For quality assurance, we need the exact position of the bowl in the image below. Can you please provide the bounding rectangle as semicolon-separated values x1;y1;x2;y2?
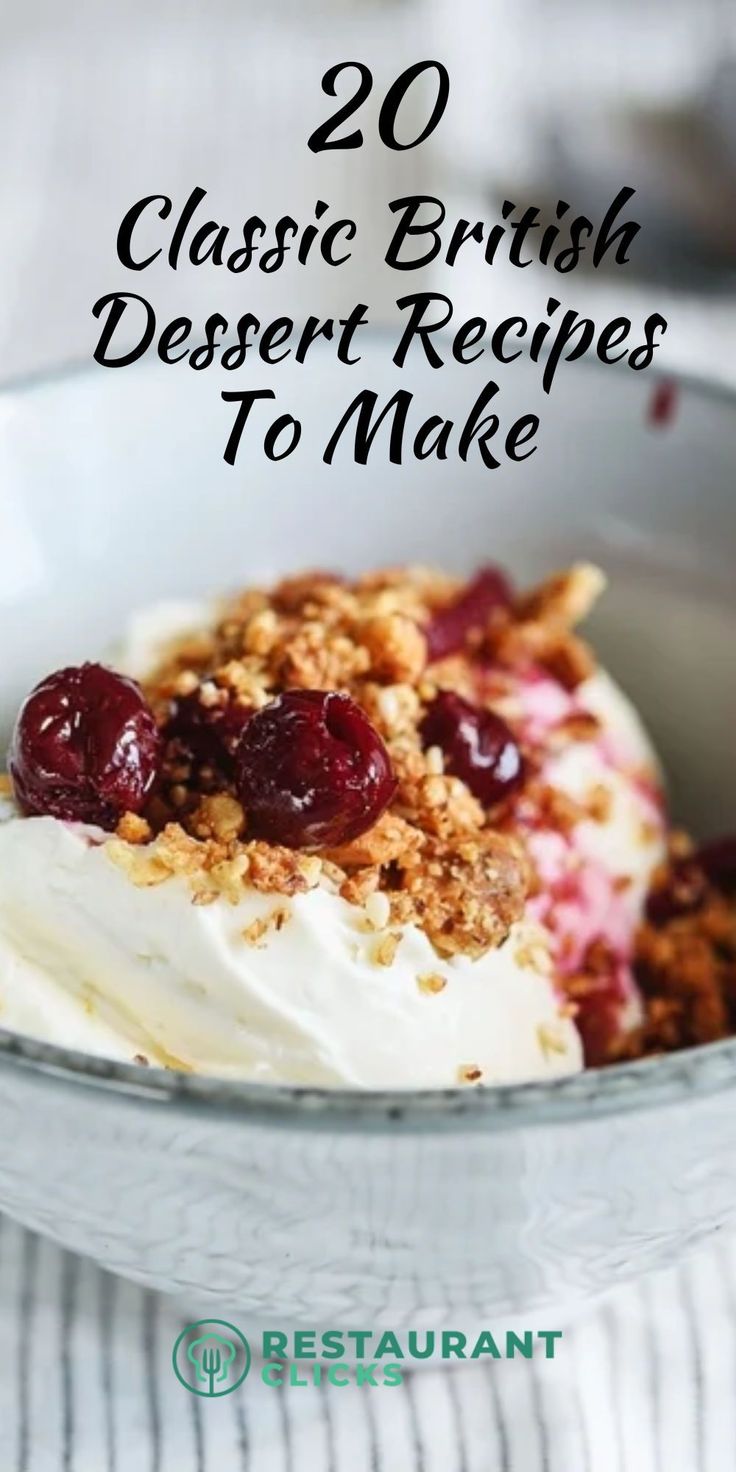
0;343;734;1331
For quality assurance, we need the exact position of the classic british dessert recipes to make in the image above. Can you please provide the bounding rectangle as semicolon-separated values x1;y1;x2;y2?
2;562;734;1087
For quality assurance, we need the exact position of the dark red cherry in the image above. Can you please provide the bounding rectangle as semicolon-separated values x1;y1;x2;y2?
164;691;252;779
420;690;524;808
425;565;512;663
645;858;707;926
9;663;161;830
696;835;736;892
235;689;396;849
644;835;736;927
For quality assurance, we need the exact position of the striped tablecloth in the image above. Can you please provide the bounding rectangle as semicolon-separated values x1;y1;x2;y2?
0;1215;734;1471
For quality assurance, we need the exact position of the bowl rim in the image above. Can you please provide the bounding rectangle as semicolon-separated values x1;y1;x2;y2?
1;1026;736;1132
1;351;736;1132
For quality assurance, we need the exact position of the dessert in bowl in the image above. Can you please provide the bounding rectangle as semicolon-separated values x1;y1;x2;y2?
2;559;684;1086
0;347;734;1330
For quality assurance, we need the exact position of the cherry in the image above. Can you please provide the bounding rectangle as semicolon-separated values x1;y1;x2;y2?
9;663;160;830
425;565;512;662
164;691;252;780
645;858;707;926
420;690;525;808
697;835;736;891
235;689;396;849
645;836;736;927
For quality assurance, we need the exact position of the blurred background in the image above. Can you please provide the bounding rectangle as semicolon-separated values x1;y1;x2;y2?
1;0;735;383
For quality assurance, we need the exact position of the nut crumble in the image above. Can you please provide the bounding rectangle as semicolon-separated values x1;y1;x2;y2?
140;564;601;963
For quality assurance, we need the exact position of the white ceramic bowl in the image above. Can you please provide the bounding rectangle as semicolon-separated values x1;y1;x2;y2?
0;344;734;1331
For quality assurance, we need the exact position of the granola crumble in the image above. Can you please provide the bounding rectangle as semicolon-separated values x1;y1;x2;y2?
107;823;323;905
372;931;402;967
121;562;612;966
242;905;292;947
115;812;153;845
536;1022;571;1058
457;1064;483;1084
623;864;736;1058
417;972;448;995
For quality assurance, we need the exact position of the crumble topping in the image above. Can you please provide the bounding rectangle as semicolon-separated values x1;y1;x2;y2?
360;613;428;684
339;868;380;907
115;812;153;845
417;972;448;995
107;823;324;904
372;932;402;967
536;1022;571;1059
458;1063;483;1085
189;793;246;844
242;905;291;947
513;931;553;973
516;563;606;629
106;562;614;968
391;830;530;959
618;836;736;1059
487;619;596;691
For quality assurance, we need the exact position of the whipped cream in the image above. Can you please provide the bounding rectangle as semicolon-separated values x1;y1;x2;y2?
0;803;581;1086
507;666;666;1020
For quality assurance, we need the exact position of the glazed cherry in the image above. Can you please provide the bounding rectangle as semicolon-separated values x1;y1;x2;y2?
420;690;524;808
164;691;252;780
9;663;161;830
235;689;396;849
425;565;512;663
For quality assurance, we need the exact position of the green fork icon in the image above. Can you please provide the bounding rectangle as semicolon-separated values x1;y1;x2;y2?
187;1332;236;1394
201;1345;223;1394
